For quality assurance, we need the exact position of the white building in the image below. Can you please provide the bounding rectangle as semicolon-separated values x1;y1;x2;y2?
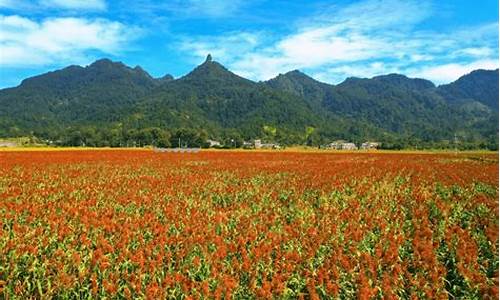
254;139;262;149
207;139;221;147
261;142;280;149
341;143;358;150
254;139;279;149
361;142;379;150
327;140;358;150
0;141;17;147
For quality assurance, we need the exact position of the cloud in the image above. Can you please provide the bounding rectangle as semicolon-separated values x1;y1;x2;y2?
178;31;263;64
312;61;402;84
0;15;139;67
452;47;495;58
305;0;432;30
408;59;499;84
179;0;498;84
40;0;106;11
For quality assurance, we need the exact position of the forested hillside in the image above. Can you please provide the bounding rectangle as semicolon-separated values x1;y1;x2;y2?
0;55;498;149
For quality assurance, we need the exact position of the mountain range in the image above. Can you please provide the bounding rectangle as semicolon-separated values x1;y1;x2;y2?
0;55;498;149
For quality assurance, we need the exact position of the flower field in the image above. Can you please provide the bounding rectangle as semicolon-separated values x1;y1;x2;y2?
0;150;498;299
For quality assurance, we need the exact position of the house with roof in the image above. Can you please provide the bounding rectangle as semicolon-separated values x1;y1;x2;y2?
361;142;379;150
327;140;358;150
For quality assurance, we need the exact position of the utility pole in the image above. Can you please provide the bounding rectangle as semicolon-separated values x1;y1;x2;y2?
178;137;181;149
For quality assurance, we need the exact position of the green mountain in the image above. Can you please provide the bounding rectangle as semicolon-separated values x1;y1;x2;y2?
437;69;499;109
149;57;320;134
0;56;497;149
0;59;165;133
265;70;331;112
265;70;498;148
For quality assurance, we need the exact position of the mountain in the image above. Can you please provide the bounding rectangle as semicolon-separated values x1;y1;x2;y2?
265;70;498;143
0;56;498;149
437;69;499;109
0;59;162;134
19;59;157;91
157;74;174;83
325;74;453;134
371;74;436;92
139;55;322;139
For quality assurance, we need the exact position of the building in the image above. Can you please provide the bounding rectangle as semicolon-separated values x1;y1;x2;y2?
0;141;17;147
327;140;345;150
207;139;221;147
254;139;262;149
261;142;280;149
361;142;379;150
242;141;253;148
254;139;279;149
341;143;358;150
327;140;358;150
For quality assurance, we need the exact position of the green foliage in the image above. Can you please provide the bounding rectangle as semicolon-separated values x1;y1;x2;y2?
438;69;499;109
0;58;497;149
170;128;208;148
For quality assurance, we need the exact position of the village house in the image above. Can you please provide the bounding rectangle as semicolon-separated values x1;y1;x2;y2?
261;142;280;149
242;141;253;148
254;139;279;149
207;139;221;147
341;142;357;150
327;140;344;149
0;141;17;147
327;140;358;150
361;141;379;150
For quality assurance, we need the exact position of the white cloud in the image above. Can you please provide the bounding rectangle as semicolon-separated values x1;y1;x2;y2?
312;61;402;84
179;0;498;84
178;32;262;64
409;54;434;62
408;59;499;84
307;0;432;30
0;15;139;67
453;47;494;57
40;0;106;11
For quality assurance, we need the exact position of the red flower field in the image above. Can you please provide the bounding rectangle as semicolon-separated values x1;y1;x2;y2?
0;150;498;299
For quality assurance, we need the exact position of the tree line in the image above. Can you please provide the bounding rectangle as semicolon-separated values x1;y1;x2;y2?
23;124;498;150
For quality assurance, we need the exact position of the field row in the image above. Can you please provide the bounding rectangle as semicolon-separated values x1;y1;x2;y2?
0;151;498;299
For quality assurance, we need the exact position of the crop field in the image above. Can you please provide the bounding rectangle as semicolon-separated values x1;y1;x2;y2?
0;150;498;299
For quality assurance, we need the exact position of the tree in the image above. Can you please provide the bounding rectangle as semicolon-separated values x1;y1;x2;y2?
170;128;207;148
306;130;324;147
67;130;83;146
222;130;243;148
149;127;171;147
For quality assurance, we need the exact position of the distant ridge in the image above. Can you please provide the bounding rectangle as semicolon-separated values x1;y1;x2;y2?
0;56;498;149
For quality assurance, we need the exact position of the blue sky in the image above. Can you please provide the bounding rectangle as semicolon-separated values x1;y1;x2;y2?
0;0;498;88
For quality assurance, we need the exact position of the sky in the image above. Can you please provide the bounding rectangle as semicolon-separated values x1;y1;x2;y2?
0;0;498;88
